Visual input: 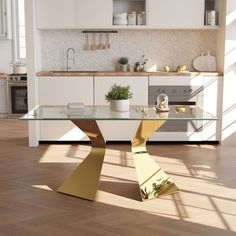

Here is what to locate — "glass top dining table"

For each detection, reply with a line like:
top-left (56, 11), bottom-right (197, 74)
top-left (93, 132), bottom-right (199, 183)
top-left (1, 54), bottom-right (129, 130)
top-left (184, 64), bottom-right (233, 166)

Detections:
top-left (21, 105), bottom-right (217, 121)
top-left (20, 105), bottom-right (217, 202)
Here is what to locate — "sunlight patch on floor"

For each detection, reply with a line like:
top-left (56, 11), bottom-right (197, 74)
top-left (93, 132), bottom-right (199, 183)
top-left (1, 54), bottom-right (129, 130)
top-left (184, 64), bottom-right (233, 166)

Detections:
top-left (38, 145), bottom-right (90, 163)
top-left (96, 185), bottom-right (236, 231)
top-left (32, 185), bottom-right (53, 191)
top-left (183, 144), bottom-right (217, 150)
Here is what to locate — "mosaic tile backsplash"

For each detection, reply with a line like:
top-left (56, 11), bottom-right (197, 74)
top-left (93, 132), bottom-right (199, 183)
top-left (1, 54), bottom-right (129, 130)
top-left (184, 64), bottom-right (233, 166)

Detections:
top-left (41, 29), bottom-right (217, 72)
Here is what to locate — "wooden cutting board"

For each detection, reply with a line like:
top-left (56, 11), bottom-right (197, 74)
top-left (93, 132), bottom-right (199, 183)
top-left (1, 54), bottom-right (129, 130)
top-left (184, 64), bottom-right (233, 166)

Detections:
top-left (193, 51), bottom-right (216, 72)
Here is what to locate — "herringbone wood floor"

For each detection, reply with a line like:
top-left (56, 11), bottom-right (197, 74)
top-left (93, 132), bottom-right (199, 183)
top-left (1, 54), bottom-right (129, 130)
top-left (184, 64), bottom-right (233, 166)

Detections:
top-left (0, 119), bottom-right (236, 235)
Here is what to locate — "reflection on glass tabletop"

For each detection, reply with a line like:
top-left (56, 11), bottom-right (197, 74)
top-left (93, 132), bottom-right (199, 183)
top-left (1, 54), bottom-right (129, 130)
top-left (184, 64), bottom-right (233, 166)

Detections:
top-left (20, 105), bottom-right (217, 121)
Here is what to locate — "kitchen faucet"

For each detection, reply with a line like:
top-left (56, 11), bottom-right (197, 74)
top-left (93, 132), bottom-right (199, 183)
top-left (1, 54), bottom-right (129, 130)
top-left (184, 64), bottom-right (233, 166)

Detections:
top-left (66, 48), bottom-right (75, 71)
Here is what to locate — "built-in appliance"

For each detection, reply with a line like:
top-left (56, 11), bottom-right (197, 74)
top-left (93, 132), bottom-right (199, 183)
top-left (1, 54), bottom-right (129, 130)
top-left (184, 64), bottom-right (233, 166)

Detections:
top-left (7, 74), bottom-right (28, 117)
top-left (148, 85), bottom-right (203, 133)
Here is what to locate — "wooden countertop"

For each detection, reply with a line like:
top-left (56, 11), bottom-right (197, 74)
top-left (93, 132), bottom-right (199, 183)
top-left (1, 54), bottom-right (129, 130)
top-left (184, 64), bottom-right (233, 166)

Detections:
top-left (0, 74), bottom-right (8, 78)
top-left (36, 71), bottom-right (223, 77)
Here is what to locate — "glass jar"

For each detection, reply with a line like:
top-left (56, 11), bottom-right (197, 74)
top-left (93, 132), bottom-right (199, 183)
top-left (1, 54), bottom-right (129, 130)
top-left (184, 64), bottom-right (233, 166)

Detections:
top-left (156, 94), bottom-right (169, 112)
top-left (137, 12), bottom-right (145, 25)
top-left (128, 12), bottom-right (136, 25)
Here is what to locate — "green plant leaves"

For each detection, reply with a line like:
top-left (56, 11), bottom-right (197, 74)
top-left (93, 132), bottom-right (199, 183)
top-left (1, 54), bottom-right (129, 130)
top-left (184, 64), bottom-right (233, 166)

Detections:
top-left (105, 84), bottom-right (133, 102)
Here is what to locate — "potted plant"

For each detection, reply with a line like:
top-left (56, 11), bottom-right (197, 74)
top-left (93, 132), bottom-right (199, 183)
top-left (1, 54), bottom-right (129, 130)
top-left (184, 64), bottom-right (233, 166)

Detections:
top-left (105, 84), bottom-right (132, 112)
top-left (118, 57), bottom-right (129, 72)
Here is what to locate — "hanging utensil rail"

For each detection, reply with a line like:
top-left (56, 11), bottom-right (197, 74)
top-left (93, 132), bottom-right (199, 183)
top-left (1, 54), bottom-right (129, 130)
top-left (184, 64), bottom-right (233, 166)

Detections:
top-left (82, 30), bottom-right (118, 34)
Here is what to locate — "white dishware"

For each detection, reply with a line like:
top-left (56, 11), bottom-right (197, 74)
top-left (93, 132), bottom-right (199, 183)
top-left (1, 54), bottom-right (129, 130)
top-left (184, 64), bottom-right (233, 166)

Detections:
top-left (193, 51), bottom-right (216, 72)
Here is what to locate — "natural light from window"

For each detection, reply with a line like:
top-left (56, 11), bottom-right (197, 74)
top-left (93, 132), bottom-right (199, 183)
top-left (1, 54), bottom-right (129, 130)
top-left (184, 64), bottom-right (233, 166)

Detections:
top-left (17, 0), bottom-right (26, 60)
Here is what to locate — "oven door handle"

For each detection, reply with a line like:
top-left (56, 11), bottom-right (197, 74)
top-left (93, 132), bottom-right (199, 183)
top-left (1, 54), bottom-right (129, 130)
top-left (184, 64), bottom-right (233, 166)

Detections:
top-left (7, 82), bottom-right (27, 85)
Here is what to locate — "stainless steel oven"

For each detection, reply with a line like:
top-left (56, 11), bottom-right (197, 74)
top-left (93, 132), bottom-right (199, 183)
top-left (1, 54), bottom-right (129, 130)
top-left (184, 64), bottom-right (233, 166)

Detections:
top-left (149, 85), bottom-right (204, 132)
top-left (7, 74), bottom-right (28, 117)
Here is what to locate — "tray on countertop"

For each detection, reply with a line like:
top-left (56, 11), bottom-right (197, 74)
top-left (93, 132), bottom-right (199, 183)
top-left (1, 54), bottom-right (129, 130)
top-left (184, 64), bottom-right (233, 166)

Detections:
top-left (193, 52), bottom-right (216, 72)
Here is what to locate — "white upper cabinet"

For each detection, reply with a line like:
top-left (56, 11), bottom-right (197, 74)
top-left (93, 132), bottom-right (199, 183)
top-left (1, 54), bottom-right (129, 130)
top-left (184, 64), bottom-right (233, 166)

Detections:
top-left (35, 0), bottom-right (210, 29)
top-left (36, 0), bottom-right (112, 29)
top-left (36, 0), bottom-right (75, 29)
top-left (0, 0), bottom-right (6, 37)
top-left (0, 0), bottom-right (11, 38)
top-left (75, 0), bottom-right (113, 28)
top-left (147, 0), bottom-right (205, 28)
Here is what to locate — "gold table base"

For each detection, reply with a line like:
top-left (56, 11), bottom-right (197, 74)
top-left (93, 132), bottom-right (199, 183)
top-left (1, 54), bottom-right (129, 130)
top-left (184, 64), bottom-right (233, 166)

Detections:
top-left (57, 120), bottom-right (105, 201)
top-left (132, 120), bottom-right (179, 201)
top-left (57, 120), bottom-right (179, 201)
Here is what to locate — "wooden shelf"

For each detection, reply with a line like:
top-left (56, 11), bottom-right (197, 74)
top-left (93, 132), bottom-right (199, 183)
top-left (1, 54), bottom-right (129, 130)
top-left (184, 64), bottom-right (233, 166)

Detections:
top-left (112, 25), bottom-right (147, 29)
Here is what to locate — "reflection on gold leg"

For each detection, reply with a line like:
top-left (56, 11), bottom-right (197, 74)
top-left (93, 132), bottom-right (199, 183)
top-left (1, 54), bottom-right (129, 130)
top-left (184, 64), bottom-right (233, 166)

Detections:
top-left (57, 120), bottom-right (105, 201)
top-left (132, 120), bottom-right (179, 201)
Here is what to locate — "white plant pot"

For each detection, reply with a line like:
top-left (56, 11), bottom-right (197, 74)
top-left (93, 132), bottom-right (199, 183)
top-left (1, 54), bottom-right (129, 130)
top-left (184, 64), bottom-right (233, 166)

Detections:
top-left (110, 100), bottom-right (129, 112)
top-left (120, 64), bottom-right (128, 72)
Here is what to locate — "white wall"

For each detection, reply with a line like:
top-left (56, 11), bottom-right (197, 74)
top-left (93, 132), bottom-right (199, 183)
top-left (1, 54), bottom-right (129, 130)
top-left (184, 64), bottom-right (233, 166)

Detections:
top-left (221, 0), bottom-right (236, 146)
top-left (41, 29), bottom-right (217, 72)
top-left (25, 0), bottom-right (41, 147)
top-left (0, 40), bottom-right (13, 73)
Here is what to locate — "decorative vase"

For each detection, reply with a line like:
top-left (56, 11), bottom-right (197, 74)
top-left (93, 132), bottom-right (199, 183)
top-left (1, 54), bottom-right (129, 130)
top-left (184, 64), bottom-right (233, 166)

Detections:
top-left (110, 100), bottom-right (129, 112)
top-left (120, 64), bottom-right (128, 72)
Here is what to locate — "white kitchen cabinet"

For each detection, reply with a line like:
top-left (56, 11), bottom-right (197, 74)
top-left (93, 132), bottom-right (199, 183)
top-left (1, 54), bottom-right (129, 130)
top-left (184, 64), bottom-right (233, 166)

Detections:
top-left (38, 77), bottom-right (93, 141)
top-left (202, 76), bottom-right (221, 140)
top-left (0, 0), bottom-right (11, 39)
top-left (147, 0), bottom-right (205, 28)
top-left (75, 0), bottom-right (112, 28)
top-left (0, 77), bottom-right (7, 114)
top-left (36, 0), bottom-right (75, 29)
top-left (36, 0), bottom-right (112, 29)
top-left (94, 76), bottom-right (148, 141)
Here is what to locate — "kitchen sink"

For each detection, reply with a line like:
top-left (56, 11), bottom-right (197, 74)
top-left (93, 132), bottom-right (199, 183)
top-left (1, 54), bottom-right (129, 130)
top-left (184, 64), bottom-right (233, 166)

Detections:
top-left (50, 70), bottom-right (99, 74)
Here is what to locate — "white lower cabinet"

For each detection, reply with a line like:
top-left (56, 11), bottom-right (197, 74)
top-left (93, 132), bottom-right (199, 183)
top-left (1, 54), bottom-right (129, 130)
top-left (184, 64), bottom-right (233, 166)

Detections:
top-left (202, 76), bottom-right (221, 141)
top-left (37, 75), bottom-right (220, 142)
top-left (94, 76), bottom-right (148, 141)
top-left (38, 77), bottom-right (93, 141)
top-left (0, 78), bottom-right (7, 114)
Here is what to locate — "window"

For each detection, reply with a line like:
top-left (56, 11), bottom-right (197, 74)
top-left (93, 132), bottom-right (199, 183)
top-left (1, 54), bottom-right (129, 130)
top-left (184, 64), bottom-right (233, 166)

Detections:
top-left (16, 0), bottom-right (26, 60)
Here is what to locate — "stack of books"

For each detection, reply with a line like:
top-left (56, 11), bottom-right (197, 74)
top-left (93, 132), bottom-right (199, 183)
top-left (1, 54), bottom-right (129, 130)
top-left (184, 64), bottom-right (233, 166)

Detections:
top-left (67, 103), bottom-right (85, 115)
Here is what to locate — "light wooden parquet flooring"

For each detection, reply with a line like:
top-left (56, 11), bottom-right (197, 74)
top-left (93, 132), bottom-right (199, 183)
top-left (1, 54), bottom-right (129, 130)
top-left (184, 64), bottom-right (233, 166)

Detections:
top-left (0, 119), bottom-right (236, 235)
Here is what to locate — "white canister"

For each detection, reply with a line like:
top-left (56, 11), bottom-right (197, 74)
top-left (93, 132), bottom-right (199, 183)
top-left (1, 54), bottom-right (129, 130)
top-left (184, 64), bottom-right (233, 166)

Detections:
top-left (128, 12), bottom-right (136, 25)
top-left (137, 12), bottom-right (145, 25)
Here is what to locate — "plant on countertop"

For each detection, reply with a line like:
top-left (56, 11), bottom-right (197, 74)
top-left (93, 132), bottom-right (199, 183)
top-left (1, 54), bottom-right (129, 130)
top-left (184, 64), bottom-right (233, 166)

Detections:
top-left (105, 84), bottom-right (132, 102)
top-left (118, 57), bottom-right (129, 65)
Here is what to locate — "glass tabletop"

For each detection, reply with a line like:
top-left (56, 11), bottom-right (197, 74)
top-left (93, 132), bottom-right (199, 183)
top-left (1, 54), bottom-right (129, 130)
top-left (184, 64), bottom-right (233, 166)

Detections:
top-left (20, 105), bottom-right (217, 121)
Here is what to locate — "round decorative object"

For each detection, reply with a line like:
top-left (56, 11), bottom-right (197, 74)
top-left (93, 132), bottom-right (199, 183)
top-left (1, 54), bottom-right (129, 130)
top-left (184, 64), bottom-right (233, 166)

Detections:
top-left (110, 100), bottom-right (129, 112)
top-left (156, 94), bottom-right (169, 112)
top-left (192, 51), bottom-right (216, 72)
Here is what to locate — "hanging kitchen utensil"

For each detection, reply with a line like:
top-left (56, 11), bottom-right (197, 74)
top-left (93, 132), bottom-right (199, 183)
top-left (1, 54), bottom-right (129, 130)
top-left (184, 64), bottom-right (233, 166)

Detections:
top-left (90, 33), bottom-right (97, 51)
top-left (105, 33), bottom-right (110, 49)
top-left (102, 33), bottom-right (106, 50)
top-left (83, 33), bottom-right (89, 50)
top-left (97, 33), bottom-right (103, 50)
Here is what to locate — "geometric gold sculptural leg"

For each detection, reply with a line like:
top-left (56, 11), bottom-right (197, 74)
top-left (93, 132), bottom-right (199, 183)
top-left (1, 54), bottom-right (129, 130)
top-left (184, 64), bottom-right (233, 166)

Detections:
top-left (57, 120), bottom-right (105, 201)
top-left (132, 120), bottom-right (179, 201)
